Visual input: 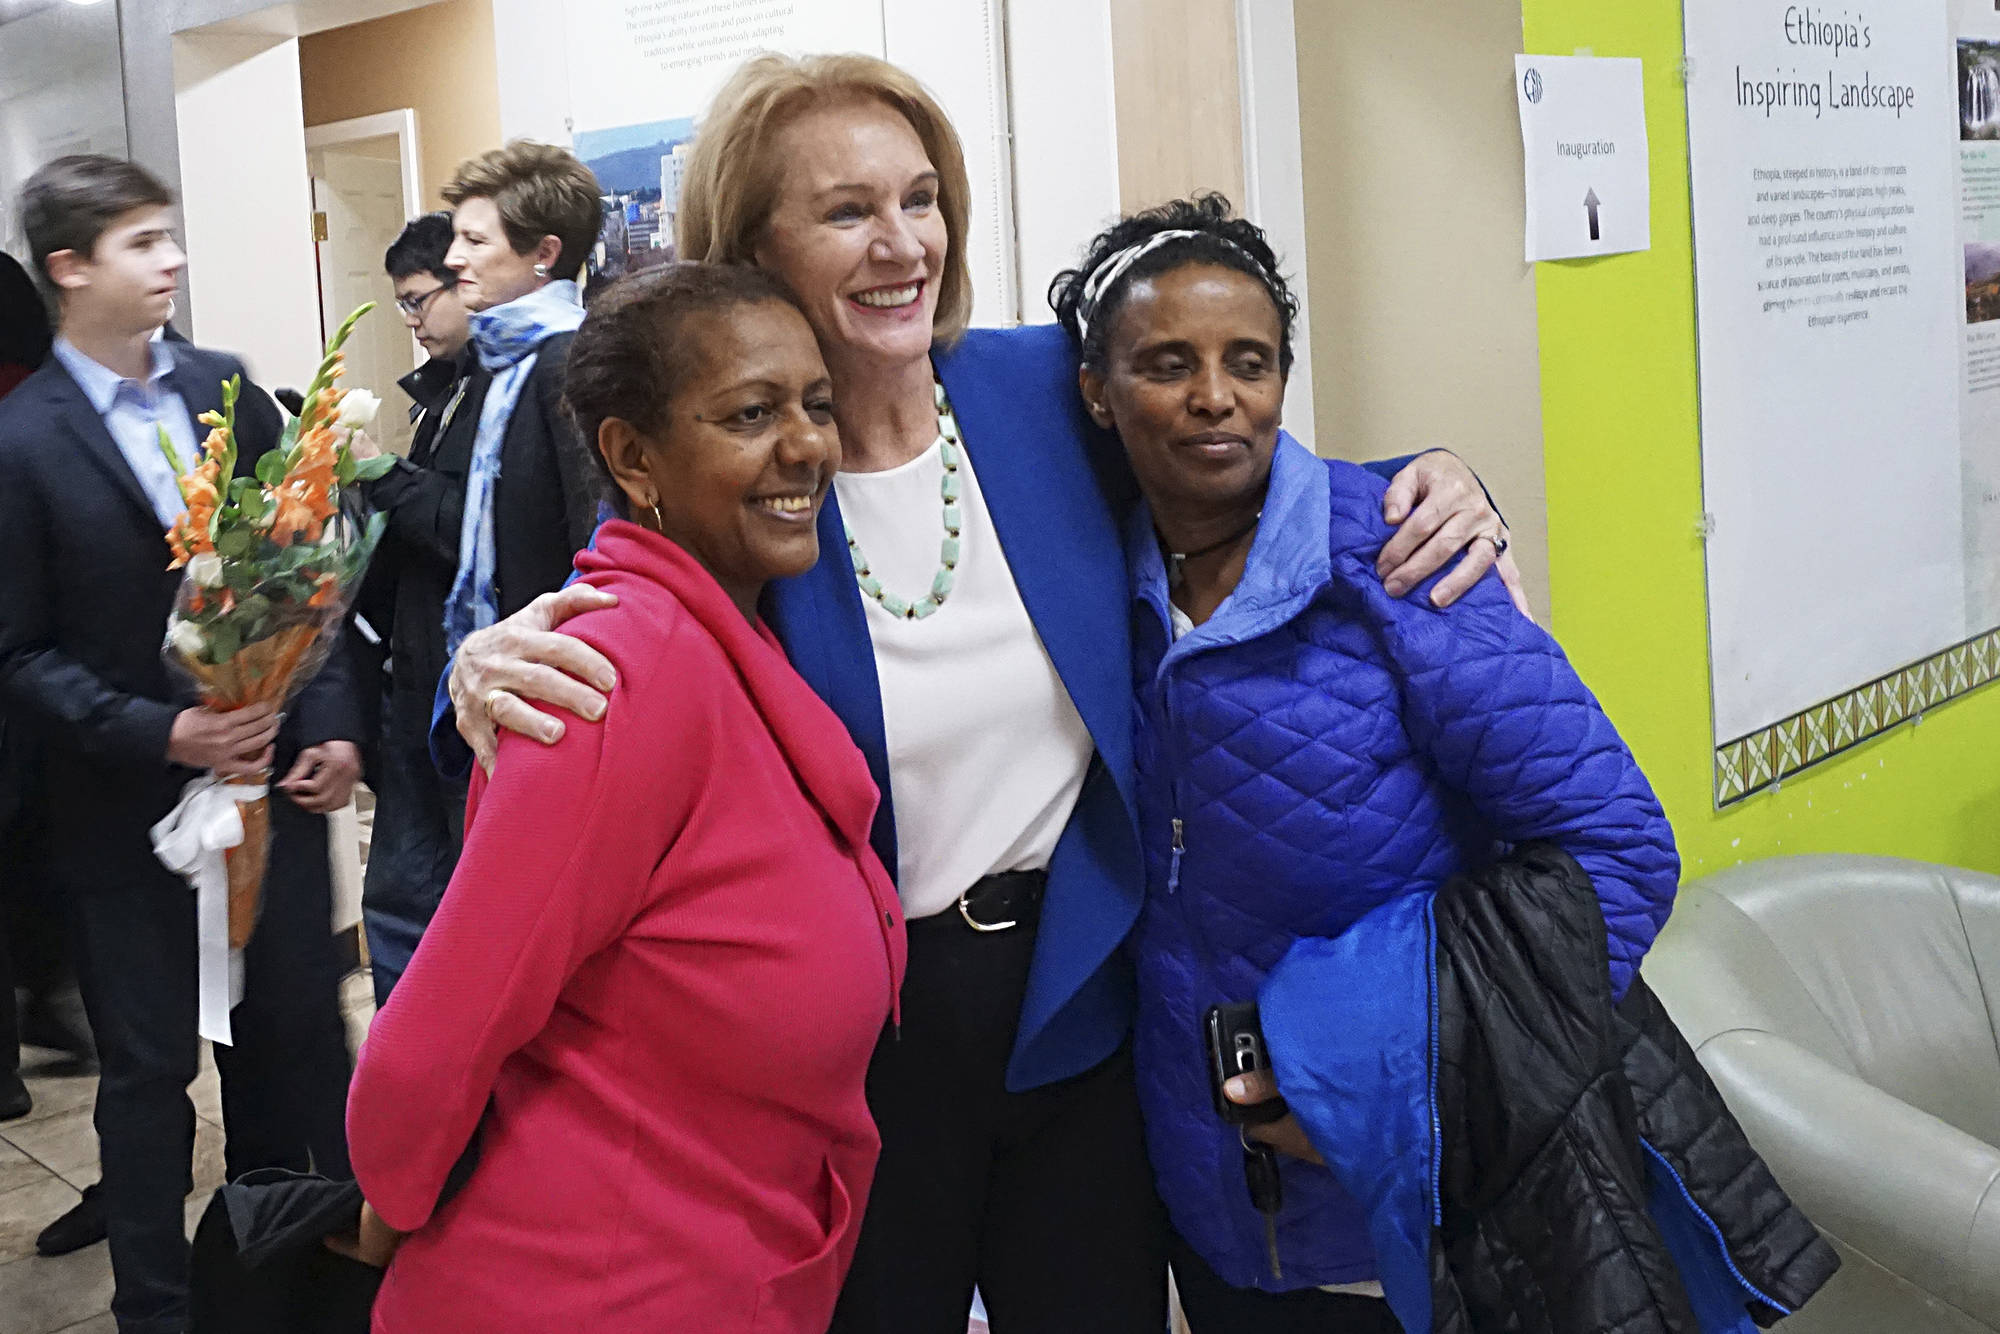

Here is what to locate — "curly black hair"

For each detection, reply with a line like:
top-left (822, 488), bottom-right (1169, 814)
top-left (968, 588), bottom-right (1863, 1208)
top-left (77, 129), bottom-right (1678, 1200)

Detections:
top-left (563, 261), bottom-right (806, 516)
top-left (1048, 193), bottom-right (1299, 376)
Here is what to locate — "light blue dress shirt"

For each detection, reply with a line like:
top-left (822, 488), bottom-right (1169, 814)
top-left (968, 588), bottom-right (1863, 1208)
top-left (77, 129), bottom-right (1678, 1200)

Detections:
top-left (51, 336), bottom-right (200, 529)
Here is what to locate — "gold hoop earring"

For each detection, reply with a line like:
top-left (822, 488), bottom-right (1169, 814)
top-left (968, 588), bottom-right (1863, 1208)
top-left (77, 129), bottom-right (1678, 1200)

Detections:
top-left (650, 502), bottom-right (665, 533)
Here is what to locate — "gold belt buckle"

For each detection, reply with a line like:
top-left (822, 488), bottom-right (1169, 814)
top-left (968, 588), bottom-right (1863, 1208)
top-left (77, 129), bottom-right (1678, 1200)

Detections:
top-left (957, 886), bottom-right (1018, 933)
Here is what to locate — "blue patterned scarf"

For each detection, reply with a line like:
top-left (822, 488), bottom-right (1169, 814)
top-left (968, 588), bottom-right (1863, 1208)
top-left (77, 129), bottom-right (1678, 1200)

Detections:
top-left (443, 279), bottom-right (586, 654)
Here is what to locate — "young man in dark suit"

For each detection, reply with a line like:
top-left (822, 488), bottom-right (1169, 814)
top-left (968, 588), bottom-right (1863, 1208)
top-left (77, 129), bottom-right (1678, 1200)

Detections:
top-left (0, 156), bottom-right (361, 1334)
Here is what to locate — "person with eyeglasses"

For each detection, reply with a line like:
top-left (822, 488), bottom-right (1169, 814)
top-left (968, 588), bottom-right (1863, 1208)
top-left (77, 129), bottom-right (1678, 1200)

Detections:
top-left (346, 211), bottom-right (491, 1002)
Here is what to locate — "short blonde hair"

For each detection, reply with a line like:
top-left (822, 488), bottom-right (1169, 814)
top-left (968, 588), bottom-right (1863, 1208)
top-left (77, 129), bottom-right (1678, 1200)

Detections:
top-left (444, 141), bottom-right (603, 282)
top-left (676, 53), bottom-right (974, 342)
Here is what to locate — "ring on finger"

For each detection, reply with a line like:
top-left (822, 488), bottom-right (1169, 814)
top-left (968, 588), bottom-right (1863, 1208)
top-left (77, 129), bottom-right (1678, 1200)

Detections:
top-left (1477, 531), bottom-right (1511, 557)
top-left (483, 688), bottom-right (511, 719)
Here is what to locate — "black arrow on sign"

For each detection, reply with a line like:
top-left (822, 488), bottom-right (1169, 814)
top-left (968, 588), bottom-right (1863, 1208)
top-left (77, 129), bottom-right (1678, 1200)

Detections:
top-left (1584, 188), bottom-right (1602, 241)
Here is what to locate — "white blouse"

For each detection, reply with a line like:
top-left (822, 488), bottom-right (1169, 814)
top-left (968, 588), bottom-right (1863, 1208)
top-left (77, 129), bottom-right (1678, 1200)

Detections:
top-left (833, 436), bottom-right (1095, 921)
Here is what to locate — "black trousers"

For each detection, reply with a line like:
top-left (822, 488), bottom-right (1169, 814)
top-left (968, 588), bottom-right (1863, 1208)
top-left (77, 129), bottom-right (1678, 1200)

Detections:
top-left (66, 796), bottom-right (353, 1334)
top-left (828, 873), bottom-right (1170, 1334)
top-left (1170, 1233), bottom-right (1402, 1334)
top-left (3, 806), bottom-right (64, 1081)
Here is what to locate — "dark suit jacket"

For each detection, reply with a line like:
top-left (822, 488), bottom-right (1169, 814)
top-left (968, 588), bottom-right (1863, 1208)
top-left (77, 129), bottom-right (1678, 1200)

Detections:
top-left (347, 347), bottom-right (487, 783)
top-left (366, 347), bottom-right (486, 723)
top-left (1, 346), bottom-right (45, 837)
top-left (490, 331), bottom-right (605, 617)
top-left (0, 344), bottom-right (363, 891)
top-left (0, 714), bottom-right (24, 833)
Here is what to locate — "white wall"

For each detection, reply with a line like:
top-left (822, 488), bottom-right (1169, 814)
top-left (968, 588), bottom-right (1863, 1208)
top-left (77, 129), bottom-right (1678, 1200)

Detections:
top-left (490, 0), bottom-right (1131, 327)
top-left (1294, 0), bottom-right (1549, 613)
top-left (883, 0), bottom-right (1018, 324)
top-left (1007, 0), bottom-right (1123, 323)
top-left (0, 0), bottom-right (127, 259)
top-left (172, 32), bottom-right (323, 388)
top-left (488, 0), bottom-right (566, 144)
top-left (488, 0), bottom-right (1302, 342)
top-left (1236, 0), bottom-right (1317, 447)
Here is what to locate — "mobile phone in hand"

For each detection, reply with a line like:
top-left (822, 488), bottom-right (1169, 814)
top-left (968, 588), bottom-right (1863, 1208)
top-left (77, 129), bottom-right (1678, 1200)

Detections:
top-left (1204, 1001), bottom-right (1288, 1126)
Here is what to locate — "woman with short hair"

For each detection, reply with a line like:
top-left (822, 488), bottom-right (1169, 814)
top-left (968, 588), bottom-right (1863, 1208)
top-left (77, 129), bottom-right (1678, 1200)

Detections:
top-left (437, 141), bottom-right (609, 658)
top-left (347, 263), bottom-right (905, 1333)
top-left (443, 54), bottom-right (1526, 1332)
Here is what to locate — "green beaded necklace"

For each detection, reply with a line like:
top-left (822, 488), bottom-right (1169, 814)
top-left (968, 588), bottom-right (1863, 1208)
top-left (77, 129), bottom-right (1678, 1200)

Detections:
top-left (845, 379), bottom-right (963, 621)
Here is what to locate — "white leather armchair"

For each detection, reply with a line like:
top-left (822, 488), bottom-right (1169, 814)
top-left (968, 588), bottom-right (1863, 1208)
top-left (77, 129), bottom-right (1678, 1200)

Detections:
top-left (1644, 855), bottom-right (2000, 1333)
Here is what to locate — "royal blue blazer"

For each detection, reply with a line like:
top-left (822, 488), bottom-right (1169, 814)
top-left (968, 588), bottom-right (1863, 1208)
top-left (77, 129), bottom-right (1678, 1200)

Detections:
top-left (437, 322), bottom-right (1410, 1091)
top-left (769, 324), bottom-right (1143, 1090)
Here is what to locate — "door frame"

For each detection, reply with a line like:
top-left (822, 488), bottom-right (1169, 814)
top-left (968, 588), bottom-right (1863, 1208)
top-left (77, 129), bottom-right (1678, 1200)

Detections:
top-left (304, 109), bottom-right (422, 219)
top-left (1234, 0), bottom-right (1316, 449)
top-left (305, 106), bottom-right (423, 385)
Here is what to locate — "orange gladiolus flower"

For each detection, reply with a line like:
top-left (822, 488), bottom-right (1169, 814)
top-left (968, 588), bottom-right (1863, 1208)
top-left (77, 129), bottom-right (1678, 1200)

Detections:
top-left (267, 484), bottom-right (331, 546)
top-left (165, 457), bottom-right (224, 568)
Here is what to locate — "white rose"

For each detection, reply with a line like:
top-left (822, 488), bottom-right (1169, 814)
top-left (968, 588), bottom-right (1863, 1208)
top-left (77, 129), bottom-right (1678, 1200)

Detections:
top-left (186, 551), bottom-right (225, 588)
top-left (168, 620), bottom-right (206, 658)
top-left (336, 388), bottom-right (381, 430)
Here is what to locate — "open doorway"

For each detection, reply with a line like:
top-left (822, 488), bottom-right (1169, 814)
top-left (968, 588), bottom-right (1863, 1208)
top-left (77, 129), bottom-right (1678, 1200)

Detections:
top-left (307, 109), bottom-right (422, 458)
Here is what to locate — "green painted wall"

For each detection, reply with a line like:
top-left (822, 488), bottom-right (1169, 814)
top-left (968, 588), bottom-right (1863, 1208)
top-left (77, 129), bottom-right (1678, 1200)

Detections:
top-left (1522, 0), bottom-right (2000, 877)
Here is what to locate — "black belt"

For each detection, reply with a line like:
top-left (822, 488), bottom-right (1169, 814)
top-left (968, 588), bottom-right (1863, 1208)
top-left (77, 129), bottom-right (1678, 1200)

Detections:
top-left (955, 869), bottom-right (1047, 933)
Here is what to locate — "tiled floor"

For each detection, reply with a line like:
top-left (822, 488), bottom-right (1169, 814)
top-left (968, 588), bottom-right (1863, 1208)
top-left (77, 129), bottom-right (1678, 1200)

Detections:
top-left (0, 970), bottom-right (376, 1334)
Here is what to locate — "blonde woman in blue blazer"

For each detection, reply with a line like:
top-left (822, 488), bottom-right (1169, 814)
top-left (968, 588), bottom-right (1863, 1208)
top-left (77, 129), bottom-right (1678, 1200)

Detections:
top-left (434, 53), bottom-right (1520, 1333)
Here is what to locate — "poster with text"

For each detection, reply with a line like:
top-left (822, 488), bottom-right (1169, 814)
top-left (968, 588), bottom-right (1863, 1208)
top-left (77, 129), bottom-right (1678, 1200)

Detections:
top-left (1956, 0), bottom-right (2000, 632)
top-left (1688, 0), bottom-right (1971, 749)
top-left (563, 0), bottom-right (885, 140)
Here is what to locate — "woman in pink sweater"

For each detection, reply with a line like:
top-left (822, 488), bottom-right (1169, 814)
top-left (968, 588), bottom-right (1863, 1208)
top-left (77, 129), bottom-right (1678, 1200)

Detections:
top-left (343, 263), bottom-right (906, 1332)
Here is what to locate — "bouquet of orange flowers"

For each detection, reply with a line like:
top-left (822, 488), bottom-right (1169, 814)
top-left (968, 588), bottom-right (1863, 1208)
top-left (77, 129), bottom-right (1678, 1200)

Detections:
top-left (155, 303), bottom-right (394, 962)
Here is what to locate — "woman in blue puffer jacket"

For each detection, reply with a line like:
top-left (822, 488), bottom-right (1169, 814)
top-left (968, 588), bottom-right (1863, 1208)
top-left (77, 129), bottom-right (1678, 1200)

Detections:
top-left (1049, 196), bottom-right (1681, 1333)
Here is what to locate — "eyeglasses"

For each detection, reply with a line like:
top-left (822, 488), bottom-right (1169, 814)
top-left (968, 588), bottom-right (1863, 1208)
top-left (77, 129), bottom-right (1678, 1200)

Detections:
top-left (394, 280), bottom-right (457, 318)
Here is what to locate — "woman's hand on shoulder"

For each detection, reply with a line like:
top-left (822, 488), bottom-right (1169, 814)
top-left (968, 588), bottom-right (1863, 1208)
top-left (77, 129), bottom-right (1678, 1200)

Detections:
top-left (449, 584), bottom-right (622, 775)
top-left (1376, 450), bottom-right (1532, 619)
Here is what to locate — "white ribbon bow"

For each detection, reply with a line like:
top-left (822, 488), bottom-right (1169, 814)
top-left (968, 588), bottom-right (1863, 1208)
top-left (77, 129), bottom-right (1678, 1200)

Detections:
top-left (151, 776), bottom-right (266, 1045)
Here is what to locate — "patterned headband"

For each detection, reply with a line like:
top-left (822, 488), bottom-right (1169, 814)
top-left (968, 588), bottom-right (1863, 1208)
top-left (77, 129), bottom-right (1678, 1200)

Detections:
top-left (1074, 228), bottom-right (1269, 344)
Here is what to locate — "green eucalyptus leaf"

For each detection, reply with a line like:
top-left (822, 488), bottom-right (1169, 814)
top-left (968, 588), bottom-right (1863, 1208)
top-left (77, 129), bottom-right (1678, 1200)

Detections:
top-left (350, 454), bottom-right (398, 483)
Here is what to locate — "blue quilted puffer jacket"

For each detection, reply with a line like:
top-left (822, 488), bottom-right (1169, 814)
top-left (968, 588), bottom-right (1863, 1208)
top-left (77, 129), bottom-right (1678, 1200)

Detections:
top-left (1130, 434), bottom-right (1680, 1295)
